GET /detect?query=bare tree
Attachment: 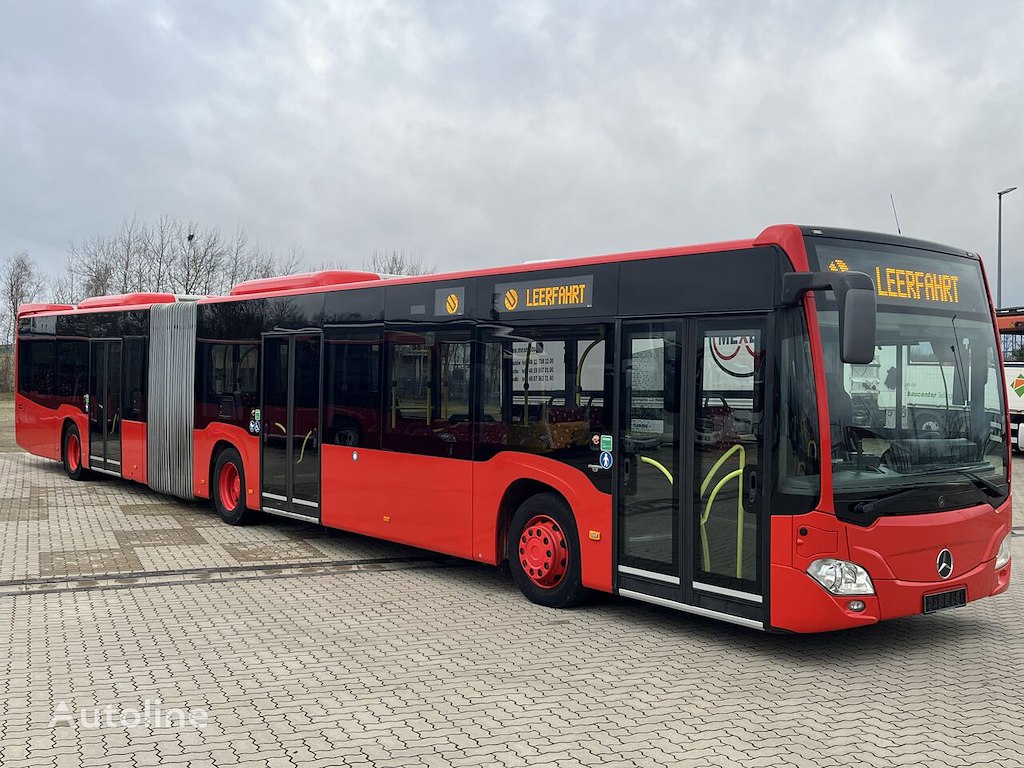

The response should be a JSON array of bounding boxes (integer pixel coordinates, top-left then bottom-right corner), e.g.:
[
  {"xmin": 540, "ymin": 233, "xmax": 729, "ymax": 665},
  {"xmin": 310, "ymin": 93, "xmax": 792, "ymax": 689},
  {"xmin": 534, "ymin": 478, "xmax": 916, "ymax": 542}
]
[
  {"xmin": 248, "ymin": 242, "xmax": 280, "ymax": 282},
  {"xmin": 148, "ymin": 214, "xmax": 175, "ymax": 292},
  {"xmin": 224, "ymin": 227, "xmax": 250, "ymax": 289},
  {"xmin": 112, "ymin": 214, "xmax": 147, "ymax": 294},
  {"xmin": 61, "ymin": 214, "xmax": 311, "ymax": 299},
  {"xmin": 277, "ymin": 245, "xmax": 305, "ymax": 277},
  {"xmin": 0, "ymin": 251, "xmax": 45, "ymax": 391},
  {"xmin": 311, "ymin": 257, "xmax": 349, "ymax": 272},
  {"xmin": 68, "ymin": 234, "xmax": 116, "ymax": 298},
  {"xmin": 364, "ymin": 249, "xmax": 435, "ymax": 276},
  {"xmin": 50, "ymin": 269, "xmax": 79, "ymax": 305}
]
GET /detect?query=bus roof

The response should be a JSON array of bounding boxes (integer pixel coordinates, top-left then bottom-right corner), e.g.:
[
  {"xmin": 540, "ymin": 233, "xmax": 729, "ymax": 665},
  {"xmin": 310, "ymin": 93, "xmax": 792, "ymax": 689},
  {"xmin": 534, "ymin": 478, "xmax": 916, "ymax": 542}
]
[{"xmin": 21, "ymin": 223, "xmax": 976, "ymax": 316}]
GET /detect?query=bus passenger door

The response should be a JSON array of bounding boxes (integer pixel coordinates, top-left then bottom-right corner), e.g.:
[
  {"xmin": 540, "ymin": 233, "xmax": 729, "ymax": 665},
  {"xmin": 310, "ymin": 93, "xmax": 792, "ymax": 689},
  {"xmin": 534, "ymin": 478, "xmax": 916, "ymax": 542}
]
[
  {"xmin": 88, "ymin": 339, "xmax": 122, "ymax": 474},
  {"xmin": 617, "ymin": 322, "xmax": 684, "ymax": 596},
  {"xmin": 616, "ymin": 317, "xmax": 768, "ymax": 629},
  {"xmin": 688, "ymin": 318, "xmax": 767, "ymax": 625},
  {"xmin": 260, "ymin": 333, "xmax": 323, "ymax": 521}
]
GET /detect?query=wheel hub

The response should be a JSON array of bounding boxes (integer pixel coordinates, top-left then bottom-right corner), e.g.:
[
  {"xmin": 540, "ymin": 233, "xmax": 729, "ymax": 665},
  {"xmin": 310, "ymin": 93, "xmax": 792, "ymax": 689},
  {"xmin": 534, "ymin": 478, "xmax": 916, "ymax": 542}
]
[
  {"xmin": 67, "ymin": 434, "xmax": 81, "ymax": 472},
  {"xmin": 519, "ymin": 515, "xmax": 569, "ymax": 589},
  {"xmin": 219, "ymin": 462, "xmax": 241, "ymax": 510}
]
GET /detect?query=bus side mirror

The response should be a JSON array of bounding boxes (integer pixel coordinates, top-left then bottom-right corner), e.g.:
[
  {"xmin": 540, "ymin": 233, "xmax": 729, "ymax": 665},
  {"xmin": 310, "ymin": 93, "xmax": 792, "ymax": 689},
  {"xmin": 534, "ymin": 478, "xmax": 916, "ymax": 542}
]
[
  {"xmin": 781, "ymin": 270, "xmax": 877, "ymax": 365},
  {"xmin": 840, "ymin": 288, "xmax": 876, "ymax": 365}
]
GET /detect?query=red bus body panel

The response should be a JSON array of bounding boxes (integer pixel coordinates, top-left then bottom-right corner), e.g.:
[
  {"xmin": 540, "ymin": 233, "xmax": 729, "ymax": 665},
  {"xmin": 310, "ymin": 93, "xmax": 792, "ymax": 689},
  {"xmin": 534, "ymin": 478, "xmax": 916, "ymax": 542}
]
[
  {"xmin": 121, "ymin": 420, "xmax": 147, "ymax": 483},
  {"xmin": 319, "ymin": 446, "xmax": 613, "ymax": 590},
  {"xmin": 321, "ymin": 445, "xmax": 475, "ymax": 559},
  {"xmin": 471, "ymin": 453, "xmax": 613, "ymax": 592},
  {"xmin": 193, "ymin": 425, "xmax": 261, "ymax": 508},
  {"xmin": 15, "ymin": 395, "xmax": 61, "ymax": 460}
]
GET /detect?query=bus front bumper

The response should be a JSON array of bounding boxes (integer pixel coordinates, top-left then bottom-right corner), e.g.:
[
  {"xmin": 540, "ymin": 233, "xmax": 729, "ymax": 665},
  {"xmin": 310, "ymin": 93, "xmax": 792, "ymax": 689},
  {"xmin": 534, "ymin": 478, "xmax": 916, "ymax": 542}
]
[{"xmin": 770, "ymin": 558, "xmax": 1011, "ymax": 633}]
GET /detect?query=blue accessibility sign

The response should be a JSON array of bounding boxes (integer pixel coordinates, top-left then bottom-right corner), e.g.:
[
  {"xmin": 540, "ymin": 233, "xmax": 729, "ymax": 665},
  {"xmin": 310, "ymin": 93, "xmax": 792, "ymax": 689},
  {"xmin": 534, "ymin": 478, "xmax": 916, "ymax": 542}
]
[{"xmin": 599, "ymin": 451, "xmax": 614, "ymax": 470}]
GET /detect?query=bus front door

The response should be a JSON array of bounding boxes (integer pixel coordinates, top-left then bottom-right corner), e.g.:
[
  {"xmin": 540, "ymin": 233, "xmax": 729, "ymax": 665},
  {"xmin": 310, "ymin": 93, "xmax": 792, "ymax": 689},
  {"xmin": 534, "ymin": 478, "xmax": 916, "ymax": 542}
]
[
  {"xmin": 260, "ymin": 333, "xmax": 323, "ymax": 521},
  {"xmin": 88, "ymin": 339, "xmax": 122, "ymax": 474},
  {"xmin": 616, "ymin": 317, "xmax": 768, "ymax": 629}
]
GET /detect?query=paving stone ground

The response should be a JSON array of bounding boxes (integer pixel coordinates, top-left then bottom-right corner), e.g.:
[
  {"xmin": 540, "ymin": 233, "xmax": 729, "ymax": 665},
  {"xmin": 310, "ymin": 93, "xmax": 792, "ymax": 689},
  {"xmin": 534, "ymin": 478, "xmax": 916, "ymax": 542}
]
[{"xmin": 0, "ymin": 397, "xmax": 1022, "ymax": 767}]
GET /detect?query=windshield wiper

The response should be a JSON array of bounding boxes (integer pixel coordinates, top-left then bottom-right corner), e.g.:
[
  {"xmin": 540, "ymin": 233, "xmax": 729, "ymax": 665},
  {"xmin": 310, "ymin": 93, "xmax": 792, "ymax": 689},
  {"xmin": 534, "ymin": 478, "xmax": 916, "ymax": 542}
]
[
  {"xmin": 853, "ymin": 487, "xmax": 924, "ymax": 517},
  {"xmin": 953, "ymin": 469, "xmax": 1005, "ymax": 498},
  {"xmin": 905, "ymin": 466, "xmax": 1006, "ymax": 498}
]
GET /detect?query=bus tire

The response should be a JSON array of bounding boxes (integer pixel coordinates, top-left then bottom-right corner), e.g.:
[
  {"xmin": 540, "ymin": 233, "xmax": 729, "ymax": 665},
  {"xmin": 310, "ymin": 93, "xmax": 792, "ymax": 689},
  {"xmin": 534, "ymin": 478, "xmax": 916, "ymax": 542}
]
[
  {"xmin": 62, "ymin": 423, "xmax": 88, "ymax": 481},
  {"xmin": 213, "ymin": 447, "xmax": 251, "ymax": 526},
  {"xmin": 508, "ymin": 493, "xmax": 587, "ymax": 609}
]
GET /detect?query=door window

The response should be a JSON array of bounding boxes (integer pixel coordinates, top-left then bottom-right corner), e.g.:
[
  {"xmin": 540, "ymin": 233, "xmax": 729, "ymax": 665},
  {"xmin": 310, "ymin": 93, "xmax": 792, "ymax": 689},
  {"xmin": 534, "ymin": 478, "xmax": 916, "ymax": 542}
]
[
  {"xmin": 692, "ymin": 327, "xmax": 764, "ymax": 593},
  {"xmin": 619, "ymin": 323, "xmax": 682, "ymax": 574}
]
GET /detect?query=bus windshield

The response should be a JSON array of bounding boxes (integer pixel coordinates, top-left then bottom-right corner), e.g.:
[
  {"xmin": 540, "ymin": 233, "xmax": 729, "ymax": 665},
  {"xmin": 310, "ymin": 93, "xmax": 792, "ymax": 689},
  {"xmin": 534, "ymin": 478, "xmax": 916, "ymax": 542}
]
[{"xmin": 809, "ymin": 239, "xmax": 1008, "ymax": 517}]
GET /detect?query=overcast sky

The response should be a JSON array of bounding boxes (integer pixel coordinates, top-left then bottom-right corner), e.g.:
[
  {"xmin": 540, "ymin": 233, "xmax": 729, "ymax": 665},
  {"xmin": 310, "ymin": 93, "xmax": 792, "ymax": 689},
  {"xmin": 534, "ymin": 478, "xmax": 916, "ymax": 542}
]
[{"xmin": 3, "ymin": 1, "xmax": 1023, "ymax": 301}]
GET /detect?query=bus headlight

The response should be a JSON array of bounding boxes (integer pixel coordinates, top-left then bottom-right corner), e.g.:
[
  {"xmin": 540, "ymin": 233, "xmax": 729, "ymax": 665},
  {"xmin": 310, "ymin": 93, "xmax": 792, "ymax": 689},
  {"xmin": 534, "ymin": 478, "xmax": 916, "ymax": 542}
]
[
  {"xmin": 995, "ymin": 534, "xmax": 1012, "ymax": 570},
  {"xmin": 807, "ymin": 559, "xmax": 876, "ymax": 596}
]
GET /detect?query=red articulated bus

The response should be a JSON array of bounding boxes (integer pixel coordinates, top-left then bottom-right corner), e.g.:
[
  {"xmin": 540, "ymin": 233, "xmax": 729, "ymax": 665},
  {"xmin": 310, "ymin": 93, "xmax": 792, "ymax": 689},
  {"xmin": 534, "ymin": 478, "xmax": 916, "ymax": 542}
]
[{"xmin": 15, "ymin": 225, "xmax": 1012, "ymax": 632}]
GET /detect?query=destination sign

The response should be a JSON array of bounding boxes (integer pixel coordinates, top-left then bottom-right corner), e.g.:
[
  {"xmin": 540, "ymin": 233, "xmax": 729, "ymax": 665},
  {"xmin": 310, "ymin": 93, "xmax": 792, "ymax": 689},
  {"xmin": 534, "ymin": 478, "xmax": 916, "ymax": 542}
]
[
  {"xmin": 815, "ymin": 245, "xmax": 987, "ymax": 313},
  {"xmin": 494, "ymin": 275, "xmax": 594, "ymax": 313},
  {"xmin": 872, "ymin": 267, "xmax": 959, "ymax": 304}
]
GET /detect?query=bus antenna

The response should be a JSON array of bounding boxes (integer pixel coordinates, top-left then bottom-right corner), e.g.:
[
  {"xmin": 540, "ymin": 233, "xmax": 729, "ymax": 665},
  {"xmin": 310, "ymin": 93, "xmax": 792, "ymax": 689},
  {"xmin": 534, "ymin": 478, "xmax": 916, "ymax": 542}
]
[{"xmin": 889, "ymin": 194, "xmax": 902, "ymax": 235}]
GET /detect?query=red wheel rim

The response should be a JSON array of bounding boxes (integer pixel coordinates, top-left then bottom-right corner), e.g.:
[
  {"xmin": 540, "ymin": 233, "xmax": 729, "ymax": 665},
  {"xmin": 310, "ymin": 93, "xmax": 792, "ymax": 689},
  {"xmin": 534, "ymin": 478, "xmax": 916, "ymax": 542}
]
[
  {"xmin": 67, "ymin": 434, "xmax": 81, "ymax": 472},
  {"xmin": 519, "ymin": 515, "xmax": 569, "ymax": 589},
  {"xmin": 218, "ymin": 462, "xmax": 241, "ymax": 510}
]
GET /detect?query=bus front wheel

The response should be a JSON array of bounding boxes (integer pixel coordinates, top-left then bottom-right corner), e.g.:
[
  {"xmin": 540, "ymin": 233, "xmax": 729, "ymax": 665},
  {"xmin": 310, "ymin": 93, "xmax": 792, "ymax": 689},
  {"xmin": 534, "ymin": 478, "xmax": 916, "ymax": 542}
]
[
  {"xmin": 213, "ymin": 448, "xmax": 251, "ymax": 526},
  {"xmin": 62, "ymin": 423, "xmax": 88, "ymax": 481},
  {"xmin": 508, "ymin": 493, "xmax": 587, "ymax": 609}
]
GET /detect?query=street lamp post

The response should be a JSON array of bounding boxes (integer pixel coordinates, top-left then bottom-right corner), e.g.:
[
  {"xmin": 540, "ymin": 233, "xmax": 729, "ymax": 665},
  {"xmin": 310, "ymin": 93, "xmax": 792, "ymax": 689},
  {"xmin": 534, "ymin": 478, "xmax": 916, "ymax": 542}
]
[{"xmin": 998, "ymin": 186, "xmax": 1017, "ymax": 308}]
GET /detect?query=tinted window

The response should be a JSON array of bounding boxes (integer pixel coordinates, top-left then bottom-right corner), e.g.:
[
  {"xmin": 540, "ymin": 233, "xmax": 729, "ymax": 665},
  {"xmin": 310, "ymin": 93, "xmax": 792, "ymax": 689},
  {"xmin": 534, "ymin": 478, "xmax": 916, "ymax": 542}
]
[
  {"xmin": 324, "ymin": 330, "xmax": 382, "ymax": 448},
  {"xmin": 195, "ymin": 342, "xmax": 259, "ymax": 427},
  {"xmin": 123, "ymin": 337, "xmax": 147, "ymax": 421},
  {"xmin": 18, "ymin": 339, "xmax": 55, "ymax": 398},
  {"xmin": 55, "ymin": 339, "xmax": 89, "ymax": 403},
  {"xmin": 478, "ymin": 324, "xmax": 613, "ymax": 484},
  {"xmin": 383, "ymin": 327, "xmax": 473, "ymax": 459}
]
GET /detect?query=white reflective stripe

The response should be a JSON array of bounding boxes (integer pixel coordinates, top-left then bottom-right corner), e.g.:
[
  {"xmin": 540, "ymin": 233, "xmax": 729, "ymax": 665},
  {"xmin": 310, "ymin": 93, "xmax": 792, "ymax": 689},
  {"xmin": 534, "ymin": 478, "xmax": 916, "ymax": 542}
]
[
  {"xmin": 90, "ymin": 466, "xmax": 122, "ymax": 478},
  {"xmin": 292, "ymin": 498, "xmax": 319, "ymax": 508},
  {"xmin": 618, "ymin": 589, "xmax": 764, "ymax": 630},
  {"xmin": 693, "ymin": 581, "xmax": 763, "ymax": 604},
  {"xmin": 90, "ymin": 455, "xmax": 104, "ymax": 462},
  {"xmin": 106, "ymin": 459, "xmax": 121, "ymax": 466},
  {"xmin": 262, "ymin": 492, "xmax": 287, "ymax": 501},
  {"xmin": 618, "ymin": 565, "xmax": 680, "ymax": 585},
  {"xmin": 262, "ymin": 506, "xmax": 318, "ymax": 522}
]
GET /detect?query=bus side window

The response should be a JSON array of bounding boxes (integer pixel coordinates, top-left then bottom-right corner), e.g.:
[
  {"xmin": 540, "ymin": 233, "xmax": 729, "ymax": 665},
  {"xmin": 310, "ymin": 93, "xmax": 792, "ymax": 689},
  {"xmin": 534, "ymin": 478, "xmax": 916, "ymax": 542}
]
[
  {"xmin": 476, "ymin": 325, "xmax": 612, "ymax": 457},
  {"xmin": 18, "ymin": 339, "xmax": 55, "ymax": 399},
  {"xmin": 383, "ymin": 328, "xmax": 472, "ymax": 459}
]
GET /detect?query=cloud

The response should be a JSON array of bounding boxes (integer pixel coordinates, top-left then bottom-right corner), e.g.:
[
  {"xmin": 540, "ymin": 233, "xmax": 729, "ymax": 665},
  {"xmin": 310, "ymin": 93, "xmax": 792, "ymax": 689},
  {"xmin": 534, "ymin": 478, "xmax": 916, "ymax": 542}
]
[{"xmin": 2, "ymin": 1, "xmax": 1023, "ymax": 300}]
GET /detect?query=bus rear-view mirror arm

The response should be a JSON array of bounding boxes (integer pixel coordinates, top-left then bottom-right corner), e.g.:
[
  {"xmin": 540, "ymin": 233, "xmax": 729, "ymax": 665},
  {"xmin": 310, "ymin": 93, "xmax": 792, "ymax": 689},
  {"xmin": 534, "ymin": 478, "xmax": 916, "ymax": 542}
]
[{"xmin": 781, "ymin": 271, "xmax": 877, "ymax": 365}]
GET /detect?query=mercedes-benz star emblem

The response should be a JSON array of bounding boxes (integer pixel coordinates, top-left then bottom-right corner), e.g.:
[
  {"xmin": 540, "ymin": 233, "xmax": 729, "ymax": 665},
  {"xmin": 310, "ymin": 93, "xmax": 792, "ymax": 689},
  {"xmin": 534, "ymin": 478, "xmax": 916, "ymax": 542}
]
[{"xmin": 936, "ymin": 549, "xmax": 954, "ymax": 580}]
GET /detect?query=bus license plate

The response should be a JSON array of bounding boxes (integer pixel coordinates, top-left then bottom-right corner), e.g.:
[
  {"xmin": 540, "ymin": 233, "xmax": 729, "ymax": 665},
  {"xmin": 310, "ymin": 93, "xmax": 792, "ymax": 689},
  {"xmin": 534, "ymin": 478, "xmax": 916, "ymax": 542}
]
[{"xmin": 923, "ymin": 587, "xmax": 967, "ymax": 614}]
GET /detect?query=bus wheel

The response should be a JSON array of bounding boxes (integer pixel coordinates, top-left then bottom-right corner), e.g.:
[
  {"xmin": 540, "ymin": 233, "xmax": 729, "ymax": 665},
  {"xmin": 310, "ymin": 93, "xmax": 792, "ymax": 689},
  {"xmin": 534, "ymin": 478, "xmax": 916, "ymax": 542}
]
[
  {"xmin": 508, "ymin": 493, "xmax": 587, "ymax": 608},
  {"xmin": 213, "ymin": 448, "xmax": 251, "ymax": 525},
  {"xmin": 62, "ymin": 424, "xmax": 87, "ymax": 481}
]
